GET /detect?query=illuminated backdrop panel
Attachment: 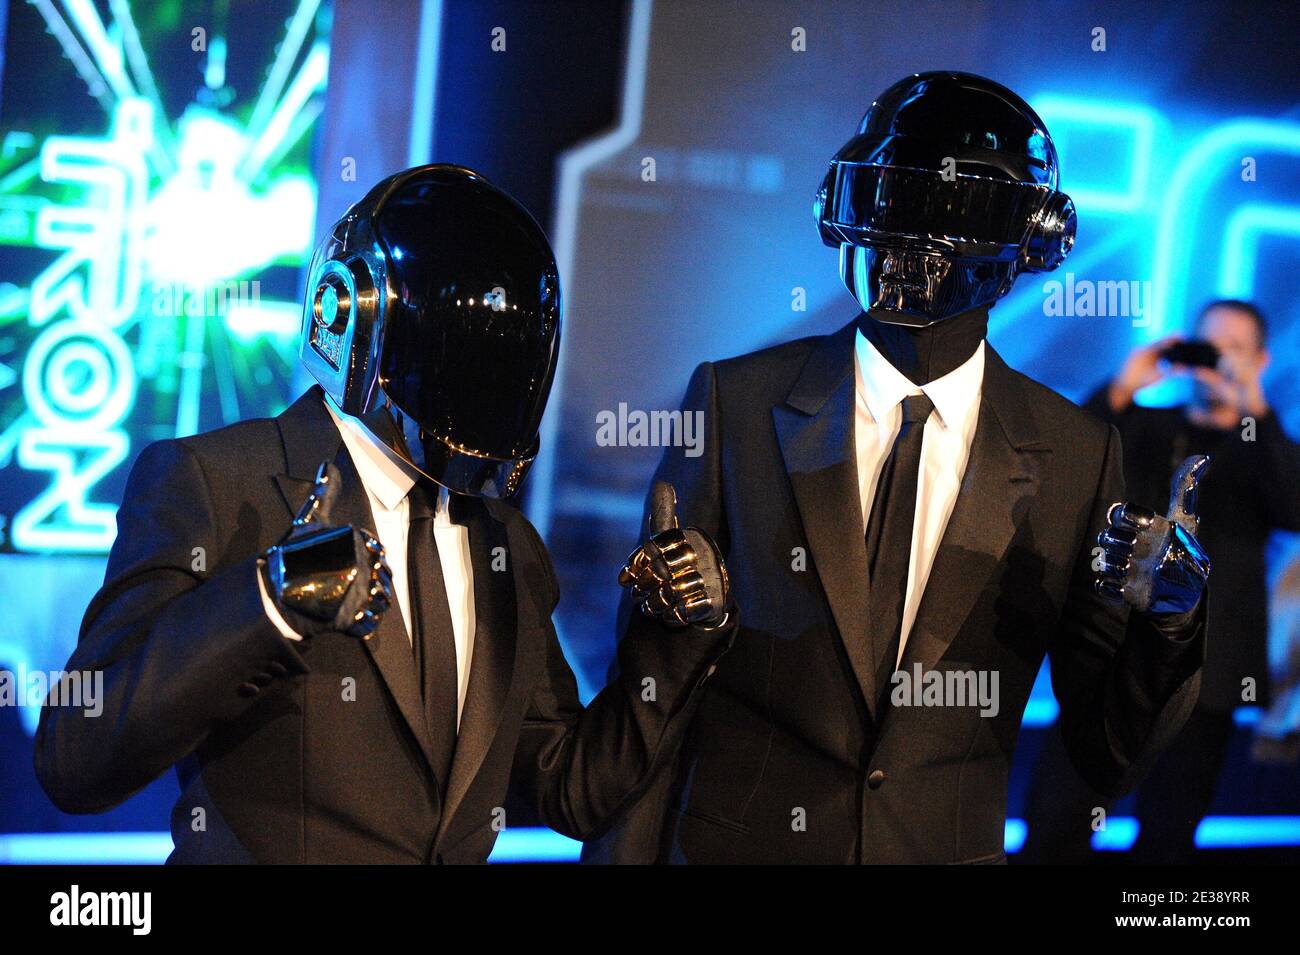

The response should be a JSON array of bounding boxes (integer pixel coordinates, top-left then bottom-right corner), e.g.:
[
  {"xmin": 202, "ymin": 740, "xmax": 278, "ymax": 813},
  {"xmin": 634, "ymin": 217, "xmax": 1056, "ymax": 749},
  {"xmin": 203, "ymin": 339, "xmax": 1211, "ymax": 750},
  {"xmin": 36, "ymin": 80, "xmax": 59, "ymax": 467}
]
[{"xmin": 0, "ymin": 0, "xmax": 333, "ymax": 831}]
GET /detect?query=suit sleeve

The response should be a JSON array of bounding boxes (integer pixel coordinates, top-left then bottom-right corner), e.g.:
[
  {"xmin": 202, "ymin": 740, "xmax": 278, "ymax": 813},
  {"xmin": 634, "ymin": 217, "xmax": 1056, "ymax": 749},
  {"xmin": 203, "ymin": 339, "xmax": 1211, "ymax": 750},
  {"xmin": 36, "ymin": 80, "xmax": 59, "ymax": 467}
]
[
  {"xmin": 506, "ymin": 518, "xmax": 733, "ymax": 843},
  {"xmin": 33, "ymin": 439, "xmax": 308, "ymax": 814},
  {"xmin": 511, "ymin": 361, "xmax": 732, "ymax": 845},
  {"xmin": 1047, "ymin": 423, "xmax": 1206, "ymax": 797}
]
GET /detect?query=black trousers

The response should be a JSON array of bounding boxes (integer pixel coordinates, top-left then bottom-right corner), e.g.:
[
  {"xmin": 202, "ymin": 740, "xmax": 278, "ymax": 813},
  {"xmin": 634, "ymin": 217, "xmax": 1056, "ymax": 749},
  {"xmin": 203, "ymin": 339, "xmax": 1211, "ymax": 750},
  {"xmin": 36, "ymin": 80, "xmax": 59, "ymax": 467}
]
[{"xmin": 1019, "ymin": 707, "xmax": 1236, "ymax": 864}]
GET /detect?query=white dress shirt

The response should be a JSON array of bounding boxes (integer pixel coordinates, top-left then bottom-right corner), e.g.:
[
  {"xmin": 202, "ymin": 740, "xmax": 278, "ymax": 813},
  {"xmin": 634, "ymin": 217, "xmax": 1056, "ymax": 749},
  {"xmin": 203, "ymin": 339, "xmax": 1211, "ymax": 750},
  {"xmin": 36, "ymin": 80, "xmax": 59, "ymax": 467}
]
[
  {"xmin": 854, "ymin": 330, "xmax": 985, "ymax": 666},
  {"xmin": 258, "ymin": 397, "xmax": 476, "ymax": 726}
]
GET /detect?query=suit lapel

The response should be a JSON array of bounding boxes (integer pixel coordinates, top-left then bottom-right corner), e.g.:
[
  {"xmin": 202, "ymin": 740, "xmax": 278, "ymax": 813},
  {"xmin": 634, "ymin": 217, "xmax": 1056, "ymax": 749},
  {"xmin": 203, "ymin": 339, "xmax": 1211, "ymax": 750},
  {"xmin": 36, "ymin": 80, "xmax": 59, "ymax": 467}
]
[
  {"xmin": 437, "ymin": 496, "xmax": 518, "ymax": 840},
  {"xmin": 273, "ymin": 387, "xmax": 438, "ymax": 774},
  {"xmin": 774, "ymin": 320, "xmax": 883, "ymax": 720},
  {"xmin": 901, "ymin": 346, "xmax": 1046, "ymax": 674}
]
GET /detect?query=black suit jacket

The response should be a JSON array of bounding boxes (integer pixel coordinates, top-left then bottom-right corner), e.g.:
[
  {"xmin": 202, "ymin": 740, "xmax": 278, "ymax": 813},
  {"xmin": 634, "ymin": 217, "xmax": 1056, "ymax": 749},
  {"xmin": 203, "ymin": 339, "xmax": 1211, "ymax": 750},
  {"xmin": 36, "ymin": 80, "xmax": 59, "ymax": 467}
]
[
  {"xmin": 35, "ymin": 387, "xmax": 732, "ymax": 863},
  {"xmin": 584, "ymin": 318, "xmax": 1205, "ymax": 864}
]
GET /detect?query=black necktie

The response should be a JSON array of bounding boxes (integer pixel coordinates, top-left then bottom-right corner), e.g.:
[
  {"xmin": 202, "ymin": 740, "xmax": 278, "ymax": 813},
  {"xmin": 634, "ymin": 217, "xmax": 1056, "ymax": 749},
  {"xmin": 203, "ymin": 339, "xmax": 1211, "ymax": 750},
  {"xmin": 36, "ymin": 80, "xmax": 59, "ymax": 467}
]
[
  {"xmin": 864, "ymin": 393, "xmax": 935, "ymax": 710},
  {"xmin": 406, "ymin": 479, "xmax": 460, "ymax": 792}
]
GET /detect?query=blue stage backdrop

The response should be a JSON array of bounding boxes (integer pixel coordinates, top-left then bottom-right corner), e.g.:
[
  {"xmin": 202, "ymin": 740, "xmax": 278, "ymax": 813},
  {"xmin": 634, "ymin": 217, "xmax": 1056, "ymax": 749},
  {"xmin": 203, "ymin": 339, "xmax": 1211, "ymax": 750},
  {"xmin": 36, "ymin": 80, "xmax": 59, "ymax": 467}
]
[{"xmin": 0, "ymin": 0, "xmax": 1297, "ymax": 863}]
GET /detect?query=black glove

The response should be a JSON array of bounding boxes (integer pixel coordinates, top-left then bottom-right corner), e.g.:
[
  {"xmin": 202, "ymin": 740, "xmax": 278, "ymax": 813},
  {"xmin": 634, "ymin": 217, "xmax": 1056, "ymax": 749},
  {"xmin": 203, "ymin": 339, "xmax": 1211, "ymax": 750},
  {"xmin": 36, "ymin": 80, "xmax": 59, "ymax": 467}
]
[
  {"xmin": 259, "ymin": 462, "xmax": 394, "ymax": 639},
  {"xmin": 1095, "ymin": 454, "xmax": 1211, "ymax": 616},
  {"xmin": 619, "ymin": 480, "xmax": 731, "ymax": 628}
]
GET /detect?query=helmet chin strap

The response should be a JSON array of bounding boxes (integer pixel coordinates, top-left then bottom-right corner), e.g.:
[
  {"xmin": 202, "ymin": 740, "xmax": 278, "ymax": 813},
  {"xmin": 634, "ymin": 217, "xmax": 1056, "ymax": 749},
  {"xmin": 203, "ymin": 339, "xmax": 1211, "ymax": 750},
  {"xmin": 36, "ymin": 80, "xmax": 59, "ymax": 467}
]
[{"xmin": 858, "ymin": 306, "xmax": 989, "ymax": 386}]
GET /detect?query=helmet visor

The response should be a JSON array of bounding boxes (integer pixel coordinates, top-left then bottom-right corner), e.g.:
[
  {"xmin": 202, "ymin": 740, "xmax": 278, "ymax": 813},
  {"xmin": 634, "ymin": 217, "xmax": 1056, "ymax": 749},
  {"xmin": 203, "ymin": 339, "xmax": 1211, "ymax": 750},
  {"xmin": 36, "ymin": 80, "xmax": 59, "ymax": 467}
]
[
  {"xmin": 821, "ymin": 163, "xmax": 1049, "ymax": 252},
  {"xmin": 374, "ymin": 172, "xmax": 561, "ymax": 465}
]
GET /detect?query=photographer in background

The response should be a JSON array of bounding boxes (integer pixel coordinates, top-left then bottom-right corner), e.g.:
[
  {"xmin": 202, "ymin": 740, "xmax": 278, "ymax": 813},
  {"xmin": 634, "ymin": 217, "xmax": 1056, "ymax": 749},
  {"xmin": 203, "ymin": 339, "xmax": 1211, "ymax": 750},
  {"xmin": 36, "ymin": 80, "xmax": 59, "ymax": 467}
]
[{"xmin": 1022, "ymin": 299, "xmax": 1300, "ymax": 863}]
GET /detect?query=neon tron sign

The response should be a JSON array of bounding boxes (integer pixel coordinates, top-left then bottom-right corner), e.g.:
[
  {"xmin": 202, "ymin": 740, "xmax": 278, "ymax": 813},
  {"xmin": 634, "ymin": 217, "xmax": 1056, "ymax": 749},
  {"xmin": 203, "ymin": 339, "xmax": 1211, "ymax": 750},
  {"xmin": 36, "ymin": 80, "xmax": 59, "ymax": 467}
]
[{"xmin": 0, "ymin": 0, "xmax": 331, "ymax": 554}]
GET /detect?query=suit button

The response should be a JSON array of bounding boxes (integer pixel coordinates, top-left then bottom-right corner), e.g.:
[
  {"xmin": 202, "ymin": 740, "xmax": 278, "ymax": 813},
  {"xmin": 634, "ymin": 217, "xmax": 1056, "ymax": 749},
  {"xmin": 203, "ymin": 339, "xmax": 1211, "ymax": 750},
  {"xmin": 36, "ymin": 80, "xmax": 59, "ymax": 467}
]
[
  {"xmin": 252, "ymin": 672, "xmax": 274, "ymax": 687},
  {"xmin": 267, "ymin": 661, "xmax": 288, "ymax": 678},
  {"xmin": 237, "ymin": 682, "xmax": 260, "ymax": 698},
  {"xmin": 867, "ymin": 769, "xmax": 887, "ymax": 789}
]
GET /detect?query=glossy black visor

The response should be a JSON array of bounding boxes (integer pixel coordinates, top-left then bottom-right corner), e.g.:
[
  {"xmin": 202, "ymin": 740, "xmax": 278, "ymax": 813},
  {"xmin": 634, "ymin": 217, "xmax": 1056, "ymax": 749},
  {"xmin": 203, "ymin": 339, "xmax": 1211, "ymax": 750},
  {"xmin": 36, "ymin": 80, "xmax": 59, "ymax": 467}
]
[{"xmin": 820, "ymin": 162, "xmax": 1050, "ymax": 254}]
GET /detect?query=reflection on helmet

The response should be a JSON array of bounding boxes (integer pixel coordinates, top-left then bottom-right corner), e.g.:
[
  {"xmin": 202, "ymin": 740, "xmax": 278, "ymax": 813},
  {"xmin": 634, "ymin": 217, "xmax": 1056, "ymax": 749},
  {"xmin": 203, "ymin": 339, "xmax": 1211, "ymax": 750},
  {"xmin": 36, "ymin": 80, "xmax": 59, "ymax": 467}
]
[
  {"xmin": 299, "ymin": 164, "xmax": 561, "ymax": 498},
  {"xmin": 815, "ymin": 71, "xmax": 1076, "ymax": 325}
]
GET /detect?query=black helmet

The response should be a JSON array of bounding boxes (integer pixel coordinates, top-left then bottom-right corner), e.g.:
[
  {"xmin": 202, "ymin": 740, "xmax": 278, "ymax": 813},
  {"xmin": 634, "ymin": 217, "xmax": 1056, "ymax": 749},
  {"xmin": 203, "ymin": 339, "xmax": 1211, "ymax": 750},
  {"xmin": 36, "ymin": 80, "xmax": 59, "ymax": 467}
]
[
  {"xmin": 814, "ymin": 71, "xmax": 1076, "ymax": 324},
  {"xmin": 300, "ymin": 164, "xmax": 561, "ymax": 498}
]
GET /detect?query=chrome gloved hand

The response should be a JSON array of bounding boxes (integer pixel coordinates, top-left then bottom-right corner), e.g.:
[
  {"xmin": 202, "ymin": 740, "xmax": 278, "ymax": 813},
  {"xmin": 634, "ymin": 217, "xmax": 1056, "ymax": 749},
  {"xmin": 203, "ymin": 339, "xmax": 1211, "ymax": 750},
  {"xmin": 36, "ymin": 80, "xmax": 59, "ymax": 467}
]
[
  {"xmin": 1095, "ymin": 455, "xmax": 1212, "ymax": 616},
  {"xmin": 259, "ymin": 462, "xmax": 394, "ymax": 639},
  {"xmin": 619, "ymin": 480, "xmax": 731, "ymax": 629}
]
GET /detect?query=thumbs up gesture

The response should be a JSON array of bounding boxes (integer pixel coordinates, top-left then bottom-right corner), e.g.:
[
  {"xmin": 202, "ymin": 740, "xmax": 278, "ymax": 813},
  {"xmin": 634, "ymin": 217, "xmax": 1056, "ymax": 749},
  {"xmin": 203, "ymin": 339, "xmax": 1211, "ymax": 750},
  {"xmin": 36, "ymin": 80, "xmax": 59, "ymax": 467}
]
[
  {"xmin": 619, "ymin": 481, "xmax": 732, "ymax": 629},
  {"xmin": 260, "ymin": 461, "xmax": 394, "ymax": 639},
  {"xmin": 1094, "ymin": 455, "xmax": 1212, "ymax": 615}
]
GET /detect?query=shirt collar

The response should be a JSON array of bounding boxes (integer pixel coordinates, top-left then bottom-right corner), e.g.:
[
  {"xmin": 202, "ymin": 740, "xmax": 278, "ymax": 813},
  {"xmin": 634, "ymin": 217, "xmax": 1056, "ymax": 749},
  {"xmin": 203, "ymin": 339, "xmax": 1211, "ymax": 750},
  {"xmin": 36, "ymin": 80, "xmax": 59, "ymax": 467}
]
[
  {"xmin": 323, "ymin": 397, "xmax": 419, "ymax": 512},
  {"xmin": 854, "ymin": 328, "xmax": 985, "ymax": 430}
]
